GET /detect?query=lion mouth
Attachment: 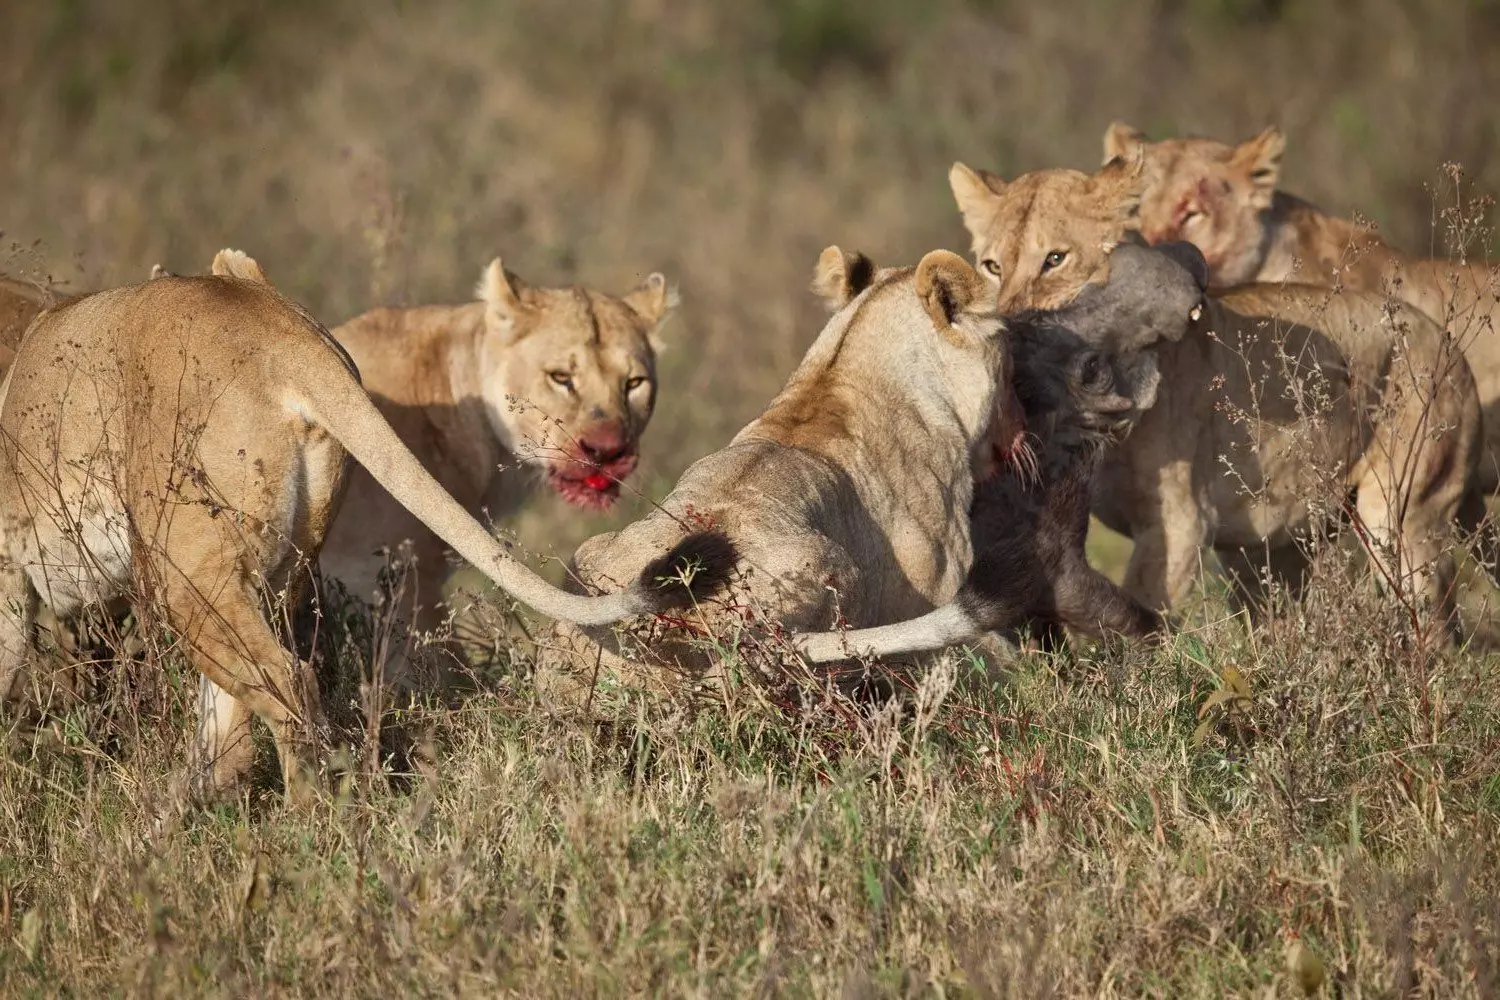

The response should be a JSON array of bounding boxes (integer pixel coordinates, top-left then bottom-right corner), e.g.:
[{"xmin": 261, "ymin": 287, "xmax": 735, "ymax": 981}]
[{"xmin": 547, "ymin": 453, "xmax": 639, "ymax": 510}]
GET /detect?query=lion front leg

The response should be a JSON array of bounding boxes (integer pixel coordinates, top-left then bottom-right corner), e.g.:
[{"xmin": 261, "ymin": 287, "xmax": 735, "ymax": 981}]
[
  {"xmin": 1354, "ymin": 481, "xmax": 1462, "ymax": 645},
  {"xmin": 1121, "ymin": 466, "xmax": 1207, "ymax": 612}
]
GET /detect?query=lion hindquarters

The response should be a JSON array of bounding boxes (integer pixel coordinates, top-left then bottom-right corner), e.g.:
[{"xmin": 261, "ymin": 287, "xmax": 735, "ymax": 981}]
[
  {"xmin": 1353, "ymin": 328, "xmax": 1481, "ymax": 637},
  {"xmin": 632, "ymin": 529, "xmax": 739, "ymax": 613}
]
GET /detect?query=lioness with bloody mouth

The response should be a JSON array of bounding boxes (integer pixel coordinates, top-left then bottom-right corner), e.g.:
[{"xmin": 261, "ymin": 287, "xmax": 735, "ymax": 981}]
[{"xmin": 321, "ymin": 258, "xmax": 673, "ymax": 625}]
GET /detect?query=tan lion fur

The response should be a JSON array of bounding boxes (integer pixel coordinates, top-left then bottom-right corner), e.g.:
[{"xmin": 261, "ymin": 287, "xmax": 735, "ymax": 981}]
[
  {"xmin": 321, "ymin": 259, "xmax": 673, "ymax": 626},
  {"xmin": 534, "ymin": 247, "xmax": 1014, "ymax": 708},
  {"xmin": 1104, "ymin": 122, "xmax": 1500, "ymax": 496},
  {"xmin": 951, "ymin": 163, "xmax": 1482, "ymax": 636},
  {"xmin": 0, "ymin": 251, "xmax": 717, "ymax": 797},
  {"xmin": 0, "ymin": 277, "xmax": 62, "ymax": 378}
]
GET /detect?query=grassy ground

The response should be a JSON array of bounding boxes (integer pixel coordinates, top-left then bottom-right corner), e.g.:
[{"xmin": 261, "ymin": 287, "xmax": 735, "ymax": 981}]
[
  {"xmin": 2, "ymin": 579, "xmax": 1497, "ymax": 996},
  {"xmin": 4, "ymin": 1, "xmax": 1500, "ymax": 996}
]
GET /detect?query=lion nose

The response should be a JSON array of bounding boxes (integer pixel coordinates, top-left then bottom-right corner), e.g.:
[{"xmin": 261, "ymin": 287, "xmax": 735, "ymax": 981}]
[{"xmin": 577, "ymin": 423, "xmax": 631, "ymax": 465}]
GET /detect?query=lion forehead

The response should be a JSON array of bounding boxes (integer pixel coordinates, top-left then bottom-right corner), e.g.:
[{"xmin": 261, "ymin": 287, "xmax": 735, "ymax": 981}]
[{"xmin": 515, "ymin": 287, "xmax": 654, "ymax": 358}]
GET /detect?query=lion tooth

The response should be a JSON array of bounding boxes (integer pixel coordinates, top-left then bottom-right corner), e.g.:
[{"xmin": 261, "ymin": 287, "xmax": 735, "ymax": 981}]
[{"xmin": 1189, "ymin": 303, "xmax": 1204, "ymax": 322}]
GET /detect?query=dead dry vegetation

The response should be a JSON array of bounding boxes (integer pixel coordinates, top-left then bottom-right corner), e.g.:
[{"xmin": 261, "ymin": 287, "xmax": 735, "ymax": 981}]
[{"xmin": 2, "ymin": 0, "xmax": 1500, "ymax": 996}]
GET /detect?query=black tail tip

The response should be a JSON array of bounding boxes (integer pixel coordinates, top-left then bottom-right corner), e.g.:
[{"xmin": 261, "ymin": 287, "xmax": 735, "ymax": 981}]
[{"xmin": 637, "ymin": 529, "xmax": 739, "ymax": 611}]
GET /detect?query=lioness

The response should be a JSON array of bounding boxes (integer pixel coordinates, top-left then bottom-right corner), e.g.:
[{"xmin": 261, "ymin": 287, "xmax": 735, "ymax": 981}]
[
  {"xmin": 794, "ymin": 240, "xmax": 1209, "ymax": 663},
  {"xmin": 1101, "ymin": 122, "xmax": 1500, "ymax": 496},
  {"xmin": 0, "ymin": 251, "xmax": 728, "ymax": 796},
  {"xmin": 948, "ymin": 160, "xmax": 1482, "ymax": 635},
  {"xmin": 321, "ymin": 260, "xmax": 674, "ymax": 623},
  {"xmin": 535, "ymin": 248, "xmax": 1019, "ymax": 707}
]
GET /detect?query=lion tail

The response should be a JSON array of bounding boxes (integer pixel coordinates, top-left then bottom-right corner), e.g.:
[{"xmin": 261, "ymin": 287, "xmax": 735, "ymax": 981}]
[{"xmin": 792, "ymin": 599, "xmax": 984, "ymax": 663}]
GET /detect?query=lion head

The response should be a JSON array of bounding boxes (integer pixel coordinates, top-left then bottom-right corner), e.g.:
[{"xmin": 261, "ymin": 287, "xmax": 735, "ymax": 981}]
[
  {"xmin": 1101, "ymin": 122, "xmax": 1285, "ymax": 287},
  {"xmin": 947, "ymin": 161, "xmax": 1210, "ymax": 441},
  {"xmin": 473, "ymin": 259, "xmax": 674, "ymax": 510},
  {"xmin": 949, "ymin": 156, "xmax": 1148, "ymax": 314}
]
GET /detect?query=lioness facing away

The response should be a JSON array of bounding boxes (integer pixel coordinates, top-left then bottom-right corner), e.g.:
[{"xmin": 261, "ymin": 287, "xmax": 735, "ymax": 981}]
[
  {"xmin": 322, "ymin": 260, "xmax": 675, "ymax": 624},
  {"xmin": 535, "ymin": 248, "xmax": 1019, "ymax": 708},
  {"xmin": 949, "ymin": 159, "xmax": 1482, "ymax": 637},
  {"xmin": 0, "ymin": 251, "xmax": 728, "ymax": 797},
  {"xmin": 1102, "ymin": 122, "xmax": 1500, "ymax": 499},
  {"xmin": 795, "ymin": 240, "xmax": 1209, "ymax": 663}
]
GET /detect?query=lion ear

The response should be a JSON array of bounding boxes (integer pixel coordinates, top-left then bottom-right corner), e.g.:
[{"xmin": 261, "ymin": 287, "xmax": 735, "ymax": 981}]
[
  {"xmin": 810, "ymin": 246, "xmax": 876, "ymax": 312},
  {"xmin": 1092, "ymin": 152, "xmax": 1146, "ymax": 223},
  {"xmin": 949, "ymin": 162, "xmax": 1006, "ymax": 238},
  {"xmin": 211, "ymin": 249, "xmax": 271, "ymax": 285},
  {"xmin": 476, "ymin": 257, "xmax": 528, "ymax": 338},
  {"xmin": 1231, "ymin": 126, "xmax": 1284, "ymax": 209},
  {"xmin": 623, "ymin": 272, "xmax": 678, "ymax": 326},
  {"xmin": 149, "ymin": 264, "xmax": 174, "ymax": 281},
  {"xmin": 1102, "ymin": 121, "xmax": 1148, "ymax": 166},
  {"xmin": 915, "ymin": 249, "xmax": 991, "ymax": 343}
]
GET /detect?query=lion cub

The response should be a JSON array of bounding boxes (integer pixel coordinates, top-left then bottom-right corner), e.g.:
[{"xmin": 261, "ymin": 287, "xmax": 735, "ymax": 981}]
[
  {"xmin": 535, "ymin": 248, "xmax": 1020, "ymax": 708},
  {"xmin": 321, "ymin": 260, "xmax": 674, "ymax": 625}
]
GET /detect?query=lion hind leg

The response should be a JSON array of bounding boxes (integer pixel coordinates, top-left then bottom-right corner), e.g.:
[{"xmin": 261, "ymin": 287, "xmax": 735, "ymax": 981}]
[
  {"xmin": 191, "ymin": 674, "xmax": 257, "ymax": 797},
  {"xmin": 160, "ymin": 562, "xmax": 327, "ymax": 801},
  {"xmin": 1353, "ymin": 471, "xmax": 1461, "ymax": 644},
  {"xmin": 0, "ymin": 557, "xmax": 37, "ymax": 705}
]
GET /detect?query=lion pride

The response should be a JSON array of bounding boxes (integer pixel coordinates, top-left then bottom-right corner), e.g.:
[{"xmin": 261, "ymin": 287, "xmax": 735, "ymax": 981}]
[{"xmin": 949, "ymin": 159, "xmax": 1481, "ymax": 637}]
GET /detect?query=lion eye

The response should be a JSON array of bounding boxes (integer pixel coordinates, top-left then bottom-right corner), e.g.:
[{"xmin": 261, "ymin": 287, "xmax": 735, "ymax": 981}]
[
  {"xmin": 548, "ymin": 370, "xmax": 574, "ymax": 389},
  {"xmin": 1041, "ymin": 250, "xmax": 1068, "ymax": 272},
  {"xmin": 625, "ymin": 375, "xmax": 648, "ymax": 392},
  {"xmin": 981, "ymin": 259, "xmax": 1002, "ymax": 278}
]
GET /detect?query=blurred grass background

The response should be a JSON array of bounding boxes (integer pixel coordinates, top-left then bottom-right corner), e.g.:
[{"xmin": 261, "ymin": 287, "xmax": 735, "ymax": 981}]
[{"xmin": 4, "ymin": 0, "xmax": 1499, "ymax": 570}]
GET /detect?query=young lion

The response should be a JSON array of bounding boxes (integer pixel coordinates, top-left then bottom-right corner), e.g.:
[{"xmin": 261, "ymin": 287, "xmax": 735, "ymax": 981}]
[
  {"xmin": 948, "ymin": 159, "xmax": 1482, "ymax": 637},
  {"xmin": 534, "ymin": 248, "xmax": 1020, "ymax": 708},
  {"xmin": 794, "ymin": 241, "xmax": 1208, "ymax": 663},
  {"xmin": 1101, "ymin": 123, "xmax": 1500, "ymax": 498},
  {"xmin": 321, "ymin": 260, "xmax": 674, "ymax": 624},
  {"xmin": 0, "ymin": 251, "xmax": 727, "ymax": 796}
]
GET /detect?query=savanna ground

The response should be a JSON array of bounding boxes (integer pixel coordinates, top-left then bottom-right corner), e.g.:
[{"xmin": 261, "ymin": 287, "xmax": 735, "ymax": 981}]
[{"xmin": 2, "ymin": 0, "xmax": 1500, "ymax": 995}]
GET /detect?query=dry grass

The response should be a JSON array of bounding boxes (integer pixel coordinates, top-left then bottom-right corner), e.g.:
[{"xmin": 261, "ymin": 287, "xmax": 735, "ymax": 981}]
[
  {"xmin": 4, "ymin": 1, "xmax": 1500, "ymax": 995},
  {"xmin": 2, "ymin": 584, "xmax": 1497, "ymax": 996}
]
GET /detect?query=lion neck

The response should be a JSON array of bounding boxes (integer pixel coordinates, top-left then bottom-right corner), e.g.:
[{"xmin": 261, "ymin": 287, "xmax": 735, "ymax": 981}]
[
  {"xmin": 420, "ymin": 303, "xmax": 512, "ymax": 500},
  {"xmin": 739, "ymin": 306, "xmax": 987, "ymax": 553}
]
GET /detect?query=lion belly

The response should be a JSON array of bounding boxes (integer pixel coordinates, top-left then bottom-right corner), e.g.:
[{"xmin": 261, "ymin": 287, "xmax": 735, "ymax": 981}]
[{"xmin": 12, "ymin": 496, "xmax": 134, "ymax": 618}]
